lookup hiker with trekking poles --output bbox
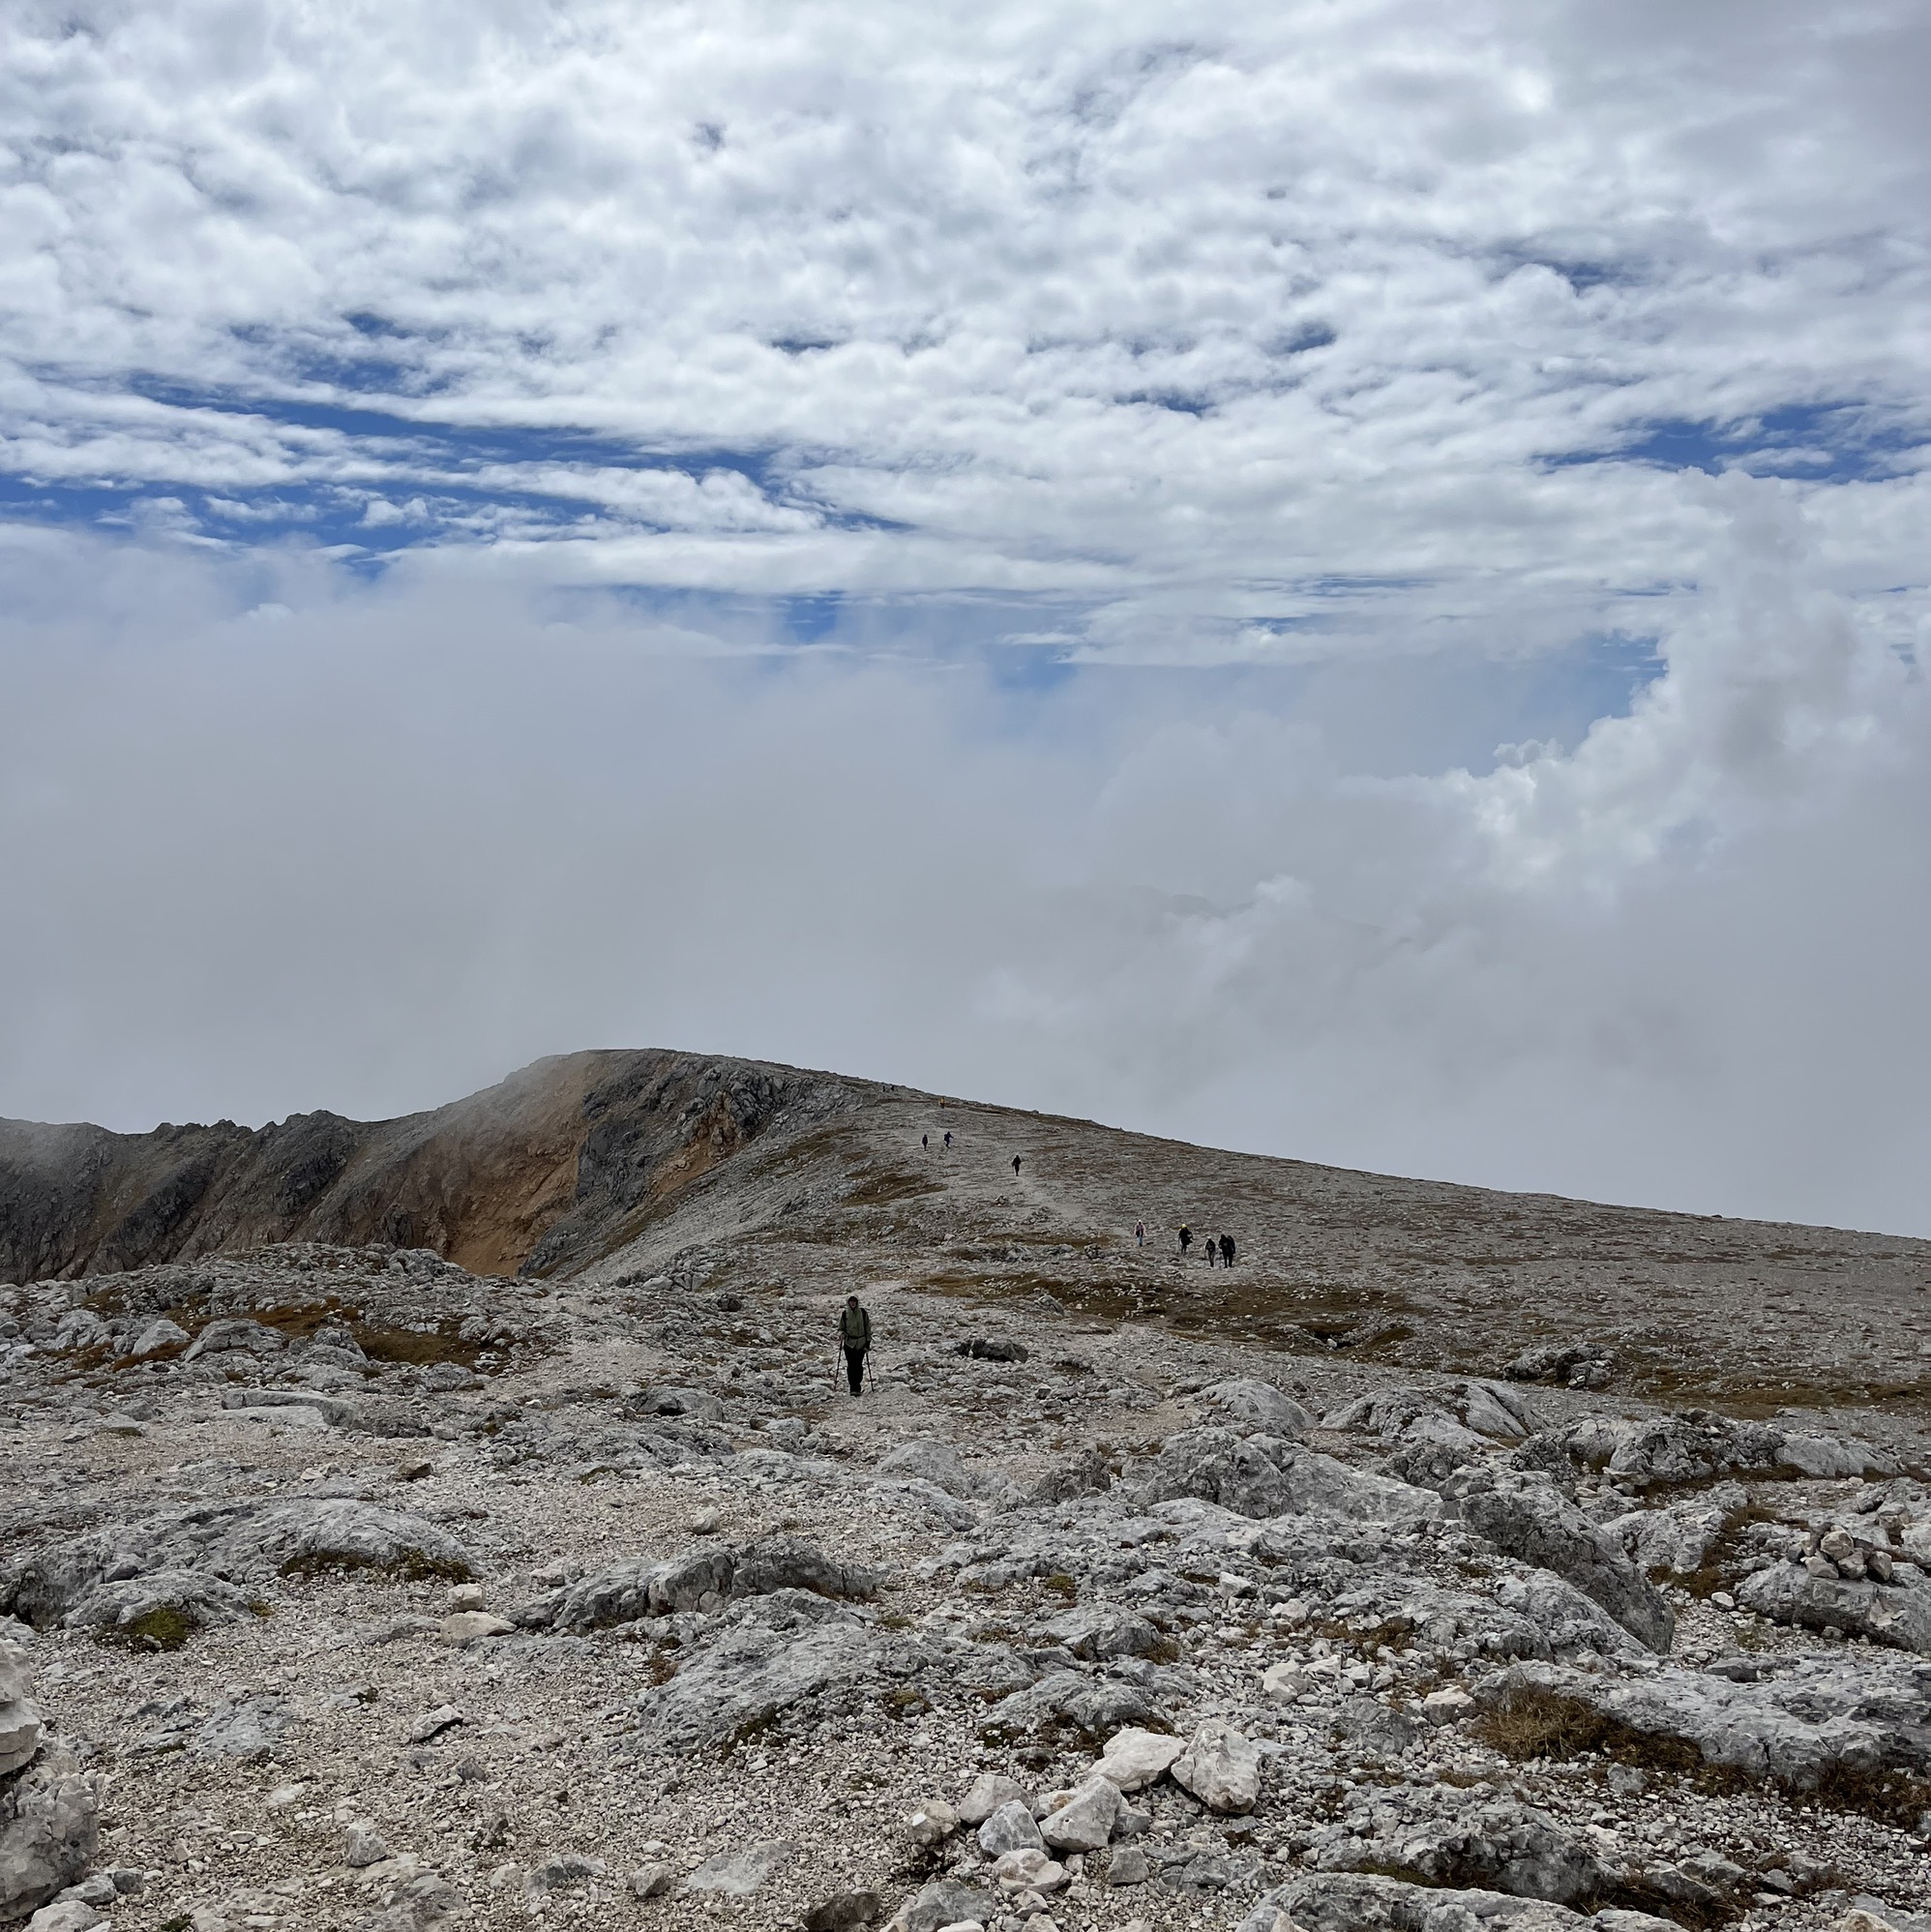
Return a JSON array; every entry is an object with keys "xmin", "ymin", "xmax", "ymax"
[{"xmin": 837, "ymin": 1293, "xmax": 873, "ymax": 1395}]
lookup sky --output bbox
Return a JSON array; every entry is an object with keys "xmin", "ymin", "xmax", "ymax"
[{"xmin": 3, "ymin": 0, "xmax": 1929, "ymax": 1234}]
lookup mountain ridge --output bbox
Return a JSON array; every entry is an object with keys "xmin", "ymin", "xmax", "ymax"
[
  {"xmin": 0, "ymin": 1049, "xmax": 864, "ymax": 1283},
  {"xmin": 6, "ymin": 1049, "xmax": 1930, "ymax": 1418}
]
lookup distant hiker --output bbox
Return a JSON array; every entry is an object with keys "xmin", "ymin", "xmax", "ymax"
[
  {"xmin": 1178, "ymin": 1225, "xmax": 1192, "ymax": 1256},
  {"xmin": 1012, "ymin": 1155, "xmax": 1022, "ymax": 1175},
  {"xmin": 1204, "ymin": 1233, "xmax": 1216, "ymax": 1267},
  {"xmin": 838, "ymin": 1294, "xmax": 872, "ymax": 1396},
  {"xmin": 1135, "ymin": 1220, "xmax": 1144, "ymax": 1249},
  {"xmin": 1220, "ymin": 1233, "xmax": 1235, "ymax": 1268},
  {"xmin": 943, "ymin": 1130, "xmax": 953, "ymax": 1149},
  {"xmin": 921, "ymin": 1133, "xmax": 928, "ymax": 1150}
]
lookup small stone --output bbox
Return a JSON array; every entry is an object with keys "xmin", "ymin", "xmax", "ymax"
[
  {"xmin": 1262, "ymin": 1661, "xmax": 1300, "ymax": 1704},
  {"xmin": 437, "ymin": 1612, "xmax": 513, "ymax": 1645},
  {"xmin": 629, "ymin": 1863, "xmax": 673, "ymax": 1899},
  {"xmin": 343, "ymin": 1821, "xmax": 389, "ymax": 1867},
  {"xmin": 1037, "ymin": 1776, "xmax": 1120, "ymax": 1854},
  {"xmin": 958, "ymin": 1772, "xmax": 1028, "ymax": 1825},
  {"xmin": 990, "ymin": 1848, "xmax": 1066, "ymax": 1893},
  {"xmin": 130, "ymin": 1317, "xmax": 191, "ymax": 1357},
  {"xmin": 446, "ymin": 1583, "xmax": 487, "ymax": 1612},
  {"xmin": 1171, "ymin": 1719, "xmax": 1263, "ymax": 1814},
  {"xmin": 1092, "ymin": 1726, "xmax": 1185, "ymax": 1794},
  {"xmin": 405, "ymin": 1704, "xmax": 463, "ymax": 1743},
  {"xmin": 1422, "ymin": 1686, "xmax": 1473, "ymax": 1724},
  {"xmin": 683, "ymin": 1839, "xmax": 796, "ymax": 1896},
  {"xmin": 895, "ymin": 1880, "xmax": 999, "ymax": 1932},
  {"xmin": 1107, "ymin": 1845, "xmax": 1150, "ymax": 1886},
  {"xmin": 907, "ymin": 1798, "xmax": 960, "ymax": 1847},
  {"xmin": 977, "ymin": 1799, "xmax": 1046, "ymax": 1858},
  {"xmin": 25, "ymin": 1903, "xmax": 103, "ymax": 1932},
  {"xmin": 398, "ymin": 1458, "xmax": 434, "ymax": 1481},
  {"xmin": 0, "ymin": 1638, "xmax": 44, "ymax": 1775},
  {"xmin": 802, "ymin": 1891, "xmax": 884, "ymax": 1931}
]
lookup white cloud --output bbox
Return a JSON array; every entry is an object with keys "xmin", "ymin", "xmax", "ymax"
[
  {"xmin": 1, "ymin": 0, "xmax": 1925, "ymax": 642},
  {"xmin": 2, "ymin": 488, "xmax": 1926, "ymax": 1234},
  {"xmin": 1, "ymin": 2, "xmax": 1928, "ymax": 1234}
]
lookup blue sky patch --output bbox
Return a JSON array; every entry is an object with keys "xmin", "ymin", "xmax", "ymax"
[{"xmin": 1551, "ymin": 401, "xmax": 1926, "ymax": 482}]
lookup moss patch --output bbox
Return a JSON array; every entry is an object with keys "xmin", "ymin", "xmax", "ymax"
[
  {"xmin": 278, "ymin": 1548, "xmax": 472, "ymax": 1584},
  {"xmin": 112, "ymin": 1604, "xmax": 196, "ymax": 1651}
]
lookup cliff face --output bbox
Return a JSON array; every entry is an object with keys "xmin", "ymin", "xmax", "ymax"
[{"xmin": 0, "ymin": 1050, "xmax": 864, "ymax": 1282}]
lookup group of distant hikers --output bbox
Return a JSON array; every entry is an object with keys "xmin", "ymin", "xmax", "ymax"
[
  {"xmin": 1177, "ymin": 1223, "xmax": 1235, "ymax": 1267},
  {"xmin": 833, "ymin": 1137, "xmax": 1238, "ymax": 1393}
]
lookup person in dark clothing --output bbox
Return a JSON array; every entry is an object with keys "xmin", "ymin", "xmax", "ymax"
[
  {"xmin": 943, "ymin": 1130, "xmax": 953, "ymax": 1149},
  {"xmin": 838, "ymin": 1294, "xmax": 871, "ymax": 1395},
  {"xmin": 1012, "ymin": 1155, "xmax": 1022, "ymax": 1175},
  {"xmin": 921, "ymin": 1133, "xmax": 928, "ymax": 1150},
  {"xmin": 1220, "ymin": 1233, "xmax": 1235, "ymax": 1267},
  {"xmin": 1204, "ymin": 1234, "xmax": 1216, "ymax": 1267},
  {"xmin": 1178, "ymin": 1224, "xmax": 1192, "ymax": 1256}
]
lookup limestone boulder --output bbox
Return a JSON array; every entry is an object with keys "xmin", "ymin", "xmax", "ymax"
[
  {"xmin": 1203, "ymin": 1379, "xmax": 1313, "ymax": 1439},
  {"xmin": 0, "ymin": 1642, "xmax": 42, "ymax": 1776},
  {"xmin": 1171, "ymin": 1719, "xmax": 1263, "ymax": 1814},
  {"xmin": 0, "ymin": 1754, "xmax": 100, "ymax": 1920},
  {"xmin": 1093, "ymin": 1726, "xmax": 1186, "ymax": 1793}
]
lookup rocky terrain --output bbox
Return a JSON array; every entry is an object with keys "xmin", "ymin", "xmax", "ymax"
[{"xmin": 2, "ymin": 1051, "xmax": 1929, "ymax": 1932}]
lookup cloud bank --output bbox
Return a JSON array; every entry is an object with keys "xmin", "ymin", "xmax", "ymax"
[
  {"xmin": 4, "ymin": 479, "xmax": 1926, "ymax": 1234},
  {"xmin": 1, "ymin": 1, "xmax": 1928, "ymax": 1233}
]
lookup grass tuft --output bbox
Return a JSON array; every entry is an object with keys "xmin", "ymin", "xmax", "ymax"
[{"xmin": 1474, "ymin": 1684, "xmax": 1931, "ymax": 1828}]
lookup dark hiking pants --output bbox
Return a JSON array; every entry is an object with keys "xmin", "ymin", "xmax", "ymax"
[{"xmin": 845, "ymin": 1347, "xmax": 867, "ymax": 1394}]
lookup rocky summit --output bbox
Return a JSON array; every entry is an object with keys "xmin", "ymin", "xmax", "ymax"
[{"xmin": 2, "ymin": 1052, "xmax": 1929, "ymax": 1932}]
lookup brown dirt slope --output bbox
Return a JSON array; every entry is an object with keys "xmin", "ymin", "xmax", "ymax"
[{"xmin": 0, "ymin": 1050, "xmax": 865, "ymax": 1282}]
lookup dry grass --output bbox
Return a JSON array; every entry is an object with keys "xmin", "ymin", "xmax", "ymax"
[
  {"xmin": 1659, "ymin": 1500, "xmax": 1783, "ymax": 1598},
  {"xmin": 353, "ymin": 1322, "xmax": 485, "ymax": 1369},
  {"xmin": 842, "ymin": 1167, "xmax": 943, "ymax": 1207},
  {"xmin": 1472, "ymin": 1684, "xmax": 1737, "ymax": 1783},
  {"xmin": 1473, "ymin": 1685, "xmax": 1931, "ymax": 1828}
]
